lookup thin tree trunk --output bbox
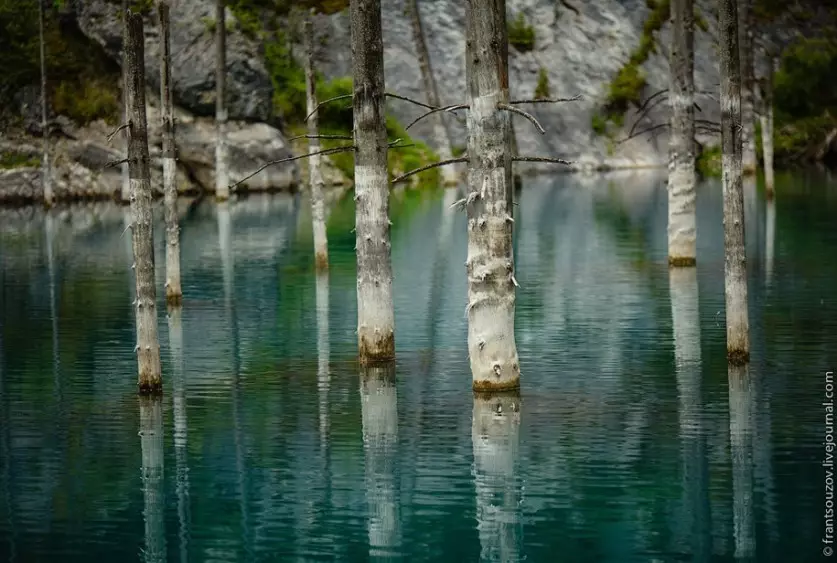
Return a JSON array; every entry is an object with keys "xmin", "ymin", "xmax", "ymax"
[
  {"xmin": 760, "ymin": 56, "xmax": 776, "ymax": 199},
  {"xmin": 738, "ymin": 0, "xmax": 757, "ymax": 174},
  {"xmin": 765, "ymin": 198, "xmax": 775, "ymax": 286},
  {"xmin": 159, "ymin": 1, "xmax": 182, "ymax": 305},
  {"xmin": 304, "ymin": 12, "xmax": 329, "ymax": 270},
  {"xmin": 405, "ymin": 0, "xmax": 457, "ymax": 185},
  {"xmin": 168, "ymin": 306, "xmax": 191, "ymax": 563},
  {"xmin": 728, "ymin": 363, "xmax": 755, "ymax": 558},
  {"xmin": 39, "ymin": 0, "xmax": 52, "ymax": 207},
  {"xmin": 719, "ymin": 0, "xmax": 749, "ymax": 364},
  {"xmin": 351, "ymin": 0, "xmax": 395, "ymax": 362},
  {"xmin": 126, "ymin": 13, "xmax": 163, "ymax": 393},
  {"xmin": 465, "ymin": 0, "xmax": 521, "ymax": 391},
  {"xmin": 139, "ymin": 396, "xmax": 167, "ymax": 562},
  {"xmin": 215, "ymin": 0, "xmax": 229, "ymax": 201},
  {"xmin": 316, "ymin": 272, "xmax": 330, "ymax": 451},
  {"xmin": 667, "ymin": 0, "xmax": 697, "ymax": 266},
  {"xmin": 121, "ymin": 0, "xmax": 131, "ymax": 204}
]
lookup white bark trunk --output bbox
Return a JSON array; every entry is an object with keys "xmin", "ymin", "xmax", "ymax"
[
  {"xmin": 360, "ymin": 365, "xmax": 401, "ymax": 558},
  {"xmin": 465, "ymin": 0, "xmax": 520, "ymax": 391},
  {"xmin": 352, "ymin": 0, "xmax": 395, "ymax": 362},
  {"xmin": 167, "ymin": 306, "xmax": 191, "ymax": 563},
  {"xmin": 728, "ymin": 362, "xmax": 755, "ymax": 558},
  {"xmin": 159, "ymin": 2, "xmax": 182, "ymax": 305},
  {"xmin": 316, "ymin": 272, "xmax": 330, "ymax": 450},
  {"xmin": 304, "ymin": 12, "xmax": 329, "ymax": 270},
  {"xmin": 738, "ymin": 0, "xmax": 757, "ymax": 174},
  {"xmin": 121, "ymin": 0, "xmax": 131, "ymax": 204},
  {"xmin": 761, "ymin": 56, "xmax": 777, "ymax": 198},
  {"xmin": 39, "ymin": 0, "xmax": 52, "ymax": 207},
  {"xmin": 126, "ymin": 13, "xmax": 163, "ymax": 392},
  {"xmin": 215, "ymin": 0, "xmax": 229, "ymax": 201},
  {"xmin": 719, "ymin": 0, "xmax": 749, "ymax": 364},
  {"xmin": 472, "ymin": 393, "xmax": 522, "ymax": 562},
  {"xmin": 667, "ymin": 0, "xmax": 697, "ymax": 266},
  {"xmin": 139, "ymin": 396, "xmax": 167, "ymax": 563}
]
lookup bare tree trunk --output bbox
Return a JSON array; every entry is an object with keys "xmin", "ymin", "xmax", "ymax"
[
  {"xmin": 139, "ymin": 396, "xmax": 167, "ymax": 563},
  {"xmin": 738, "ymin": 0, "xmax": 757, "ymax": 174},
  {"xmin": 316, "ymin": 272, "xmax": 330, "ymax": 451},
  {"xmin": 38, "ymin": 0, "xmax": 52, "ymax": 207},
  {"xmin": 126, "ymin": 13, "xmax": 163, "ymax": 393},
  {"xmin": 719, "ymin": 0, "xmax": 749, "ymax": 364},
  {"xmin": 168, "ymin": 307, "xmax": 191, "ymax": 563},
  {"xmin": 159, "ymin": 1, "xmax": 182, "ymax": 305},
  {"xmin": 405, "ymin": 0, "xmax": 457, "ymax": 185},
  {"xmin": 465, "ymin": 0, "xmax": 521, "ymax": 391},
  {"xmin": 304, "ymin": 12, "xmax": 329, "ymax": 270},
  {"xmin": 760, "ymin": 56, "xmax": 777, "ymax": 199},
  {"xmin": 121, "ymin": 0, "xmax": 131, "ymax": 204},
  {"xmin": 728, "ymin": 363, "xmax": 755, "ymax": 558},
  {"xmin": 351, "ymin": 0, "xmax": 395, "ymax": 362},
  {"xmin": 765, "ymin": 198, "xmax": 775, "ymax": 287},
  {"xmin": 215, "ymin": 0, "xmax": 229, "ymax": 201},
  {"xmin": 667, "ymin": 0, "xmax": 697, "ymax": 266}
]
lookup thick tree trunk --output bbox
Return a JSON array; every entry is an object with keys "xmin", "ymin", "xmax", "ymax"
[
  {"xmin": 718, "ymin": 0, "xmax": 749, "ymax": 364},
  {"xmin": 139, "ymin": 396, "xmax": 167, "ymax": 562},
  {"xmin": 121, "ymin": 0, "xmax": 131, "ymax": 204},
  {"xmin": 472, "ymin": 392, "xmax": 522, "ymax": 562},
  {"xmin": 465, "ymin": 0, "xmax": 521, "ymax": 391},
  {"xmin": 215, "ymin": 0, "xmax": 229, "ymax": 201},
  {"xmin": 667, "ymin": 0, "xmax": 697, "ymax": 266},
  {"xmin": 360, "ymin": 365, "xmax": 401, "ymax": 558},
  {"xmin": 760, "ymin": 56, "xmax": 777, "ymax": 198},
  {"xmin": 39, "ymin": 0, "xmax": 52, "ymax": 207},
  {"xmin": 405, "ymin": 0, "xmax": 457, "ymax": 185},
  {"xmin": 304, "ymin": 13, "xmax": 329, "ymax": 270},
  {"xmin": 168, "ymin": 306, "xmax": 191, "ymax": 563},
  {"xmin": 351, "ymin": 0, "xmax": 395, "ymax": 362},
  {"xmin": 159, "ymin": 2, "xmax": 182, "ymax": 305},
  {"xmin": 738, "ymin": 0, "xmax": 757, "ymax": 174},
  {"xmin": 728, "ymin": 363, "xmax": 755, "ymax": 558},
  {"xmin": 126, "ymin": 13, "xmax": 163, "ymax": 393}
]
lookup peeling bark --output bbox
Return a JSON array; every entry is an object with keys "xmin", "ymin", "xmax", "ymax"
[
  {"xmin": 738, "ymin": 0, "xmax": 757, "ymax": 174},
  {"xmin": 719, "ymin": 0, "xmax": 749, "ymax": 364},
  {"xmin": 39, "ymin": 0, "xmax": 52, "ymax": 207},
  {"xmin": 304, "ymin": 12, "xmax": 329, "ymax": 270},
  {"xmin": 126, "ymin": 13, "xmax": 163, "ymax": 393},
  {"xmin": 159, "ymin": 2, "xmax": 182, "ymax": 305},
  {"xmin": 728, "ymin": 363, "xmax": 755, "ymax": 558},
  {"xmin": 667, "ymin": 0, "xmax": 696, "ymax": 266},
  {"xmin": 760, "ymin": 56, "xmax": 777, "ymax": 198},
  {"xmin": 352, "ymin": 0, "xmax": 395, "ymax": 363},
  {"xmin": 405, "ymin": 0, "xmax": 457, "ymax": 185},
  {"xmin": 465, "ymin": 0, "xmax": 520, "ymax": 390},
  {"xmin": 215, "ymin": 0, "xmax": 229, "ymax": 201},
  {"xmin": 139, "ymin": 396, "xmax": 167, "ymax": 562},
  {"xmin": 121, "ymin": 0, "xmax": 131, "ymax": 204}
]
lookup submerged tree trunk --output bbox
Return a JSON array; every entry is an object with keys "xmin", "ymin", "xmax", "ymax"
[
  {"xmin": 760, "ymin": 56, "xmax": 777, "ymax": 198},
  {"xmin": 316, "ymin": 272, "xmax": 330, "ymax": 449},
  {"xmin": 765, "ymin": 198, "xmax": 775, "ymax": 286},
  {"xmin": 352, "ymin": 0, "xmax": 395, "ymax": 362},
  {"xmin": 738, "ymin": 0, "xmax": 757, "ymax": 174},
  {"xmin": 126, "ymin": 13, "xmax": 163, "ymax": 393},
  {"xmin": 168, "ymin": 306, "xmax": 191, "ymax": 563},
  {"xmin": 719, "ymin": 0, "xmax": 749, "ymax": 364},
  {"xmin": 405, "ymin": 0, "xmax": 457, "ymax": 185},
  {"xmin": 728, "ymin": 363, "xmax": 755, "ymax": 558},
  {"xmin": 159, "ymin": 2, "xmax": 182, "ymax": 305},
  {"xmin": 304, "ymin": 12, "xmax": 329, "ymax": 270},
  {"xmin": 121, "ymin": 0, "xmax": 131, "ymax": 204},
  {"xmin": 667, "ymin": 0, "xmax": 697, "ymax": 266},
  {"xmin": 139, "ymin": 396, "xmax": 167, "ymax": 563},
  {"xmin": 215, "ymin": 0, "xmax": 229, "ymax": 201},
  {"xmin": 464, "ymin": 0, "xmax": 521, "ymax": 391},
  {"xmin": 39, "ymin": 0, "xmax": 52, "ymax": 207}
]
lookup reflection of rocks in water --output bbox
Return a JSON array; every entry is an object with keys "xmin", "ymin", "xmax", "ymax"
[
  {"xmin": 360, "ymin": 364, "xmax": 401, "ymax": 559},
  {"xmin": 728, "ymin": 363, "xmax": 755, "ymax": 559},
  {"xmin": 472, "ymin": 392, "xmax": 522, "ymax": 563},
  {"xmin": 139, "ymin": 396, "xmax": 166, "ymax": 563}
]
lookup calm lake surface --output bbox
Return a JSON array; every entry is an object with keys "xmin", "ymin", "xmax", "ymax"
[{"xmin": 1, "ymin": 171, "xmax": 836, "ymax": 562}]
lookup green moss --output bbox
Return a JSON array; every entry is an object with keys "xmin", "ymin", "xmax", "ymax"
[
  {"xmin": 591, "ymin": 113, "xmax": 607, "ymax": 136},
  {"xmin": 53, "ymin": 76, "xmax": 119, "ymax": 125},
  {"xmin": 0, "ymin": 151, "xmax": 40, "ymax": 169},
  {"xmin": 534, "ymin": 67, "xmax": 550, "ymax": 99},
  {"xmin": 201, "ymin": 16, "xmax": 217, "ymax": 34},
  {"xmin": 508, "ymin": 12, "xmax": 536, "ymax": 53},
  {"xmin": 452, "ymin": 145, "xmax": 467, "ymax": 157},
  {"xmin": 694, "ymin": 9, "xmax": 709, "ymax": 32},
  {"xmin": 696, "ymin": 145, "xmax": 721, "ymax": 177}
]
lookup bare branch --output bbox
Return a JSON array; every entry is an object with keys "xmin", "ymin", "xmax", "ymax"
[
  {"xmin": 230, "ymin": 145, "xmax": 355, "ymax": 189},
  {"xmin": 105, "ymin": 158, "xmax": 130, "ymax": 169},
  {"xmin": 617, "ymin": 123, "xmax": 669, "ymax": 144},
  {"xmin": 385, "ymin": 92, "xmax": 436, "ymax": 110},
  {"xmin": 303, "ymin": 94, "xmax": 353, "ymax": 122},
  {"xmin": 106, "ymin": 123, "xmax": 130, "ymax": 143},
  {"xmin": 498, "ymin": 103, "xmax": 545, "ymax": 134},
  {"xmin": 391, "ymin": 157, "xmax": 468, "ymax": 184},
  {"xmin": 632, "ymin": 89, "xmax": 668, "ymax": 118},
  {"xmin": 287, "ymin": 133, "xmax": 353, "ymax": 142},
  {"xmin": 510, "ymin": 94, "xmax": 583, "ymax": 104},
  {"xmin": 406, "ymin": 104, "xmax": 469, "ymax": 131},
  {"xmin": 629, "ymin": 94, "xmax": 669, "ymax": 137},
  {"xmin": 560, "ymin": 0, "xmax": 581, "ymax": 15},
  {"xmin": 512, "ymin": 156, "xmax": 573, "ymax": 166}
]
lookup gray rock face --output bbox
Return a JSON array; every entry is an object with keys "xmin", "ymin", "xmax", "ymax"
[{"xmin": 315, "ymin": 0, "xmax": 722, "ymax": 170}]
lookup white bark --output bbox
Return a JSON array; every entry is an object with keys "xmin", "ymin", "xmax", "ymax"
[
  {"xmin": 126, "ymin": 13, "xmax": 163, "ymax": 392},
  {"xmin": 121, "ymin": 0, "xmax": 131, "ymax": 204},
  {"xmin": 472, "ymin": 393, "xmax": 522, "ymax": 562},
  {"xmin": 760, "ymin": 56, "xmax": 777, "ymax": 197},
  {"xmin": 361, "ymin": 365, "xmax": 401, "ymax": 558},
  {"xmin": 159, "ymin": 1, "xmax": 182, "ymax": 304},
  {"xmin": 465, "ymin": 0, "xmax": 521, "ymax": 391},
  {"xmin": 728, "ymin": 363, "xmax": 755, "ymax": 558},
  {"xmin": 667, "ymin": 0, "xmax": 696, "ymax": 265},
  {"xmin": 139, "ymin": 396, "xmax": 167, "ymax": 563},
  {"xmin": 39, "ymin": 0, "xmax": 52, "ymax": 207},
  {"xmin": 316, "ymin": 272, "xmax": 330, "ymax": 450},
  {"xmin": 304, "ymin": 13, "xmax": 329, "ymax": 270},
  {"xmin": 352, "ymin": 0, "xmax": 395, "ymax": 362},
  {"xmin": 738, "ymin": 0, "xmax": 757, "ymax": 174},
  {"xmin": 168, "ymin": 306, "xmax": 191, "ymax": 563},
  {"xmin": 215, "ymin": 0, "xmax": 229, "ymax": 201}
]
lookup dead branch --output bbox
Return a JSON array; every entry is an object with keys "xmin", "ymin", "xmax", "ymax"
[
  {"xmin": 497, "ymin": 103, "xmax": 545, "ymax": 134},
  {"xmin": 385, "ymin": 92, "xmax": 435, "ymax": 110},
  {"xmin": 105, "ymin": 158, "xmax": 130, "ymax": 169},
  {"xmin": 512, "ymin": 156, "xmax": 573, "ymax": 166},
  {"xmin": 629, "ymin": 94, "xmax": 669, "ymax": 137},
  {"xmin": 287, "ymin": 133, "xmax": 353, "ymax": 142},
  {"xmin": 391, "ymin": 157, "xmax": 468, "ymax": 184},
  {"xmin": 560, "ymin": 0, "xmax": 581, "ymax": 15},
  {"xmin": 303, "ymin": 94, "xmax": 353, "ymax": 122},
  {"xmin": 406, "ymin": 104, "xmax": 469, "ymax": 131},
  {"xmin": 509, "ymin": 94, "xmax": 583, "ymax": 104},
  {"xmin": 618, "ymin": 123, "xmax": 669, "ymax": 144},
  {"xmin": 230, "ymin": 145, "xmax": 355, "ymax": 189},
  {"xmin": 633, "ymin": 89, "xmax": 668, "ymax": 118},
  {"xmin": 106, "ymin": 123, "xmax": 130, "ymax": 143}
]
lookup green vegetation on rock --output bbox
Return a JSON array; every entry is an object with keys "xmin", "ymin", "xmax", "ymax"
[
  {"xmin": 534, "ymin": 68, "xmax": 550, "ymax": 99},
  {"xmin": 508, "ymin": 12, "xmax": 536, "ymax": 53},
  {"xmin": 0, "ymin": 151, "xmax": 40, "ymax": 169}
]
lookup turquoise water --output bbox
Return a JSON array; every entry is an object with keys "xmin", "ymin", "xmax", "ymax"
[{"xmin": 0, "ymin": 170, "xmax": 836, "ymax": 562}]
